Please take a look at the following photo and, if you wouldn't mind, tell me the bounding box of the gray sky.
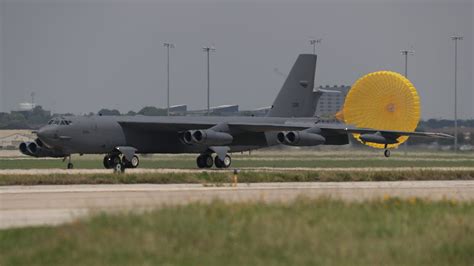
[1,0,472,119]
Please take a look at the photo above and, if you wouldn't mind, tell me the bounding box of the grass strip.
[0,198,473,266]
[1,169,474,186]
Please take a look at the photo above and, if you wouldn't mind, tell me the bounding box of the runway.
[1,166,474,175]
[1,180,474,229]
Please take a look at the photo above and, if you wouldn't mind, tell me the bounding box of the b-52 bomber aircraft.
[19,54,451,171]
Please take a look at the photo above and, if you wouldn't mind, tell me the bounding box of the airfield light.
[451,35,463,152]
[309,38,322,55]
[203,46,216,115]
[164,43,175,116]
[400,49,415,155]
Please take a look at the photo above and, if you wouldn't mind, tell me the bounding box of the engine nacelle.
[277,131,326,146]
[359,133,398,144]
[183,129,233,146]
[19,141,65,158]
[19,142,34,156]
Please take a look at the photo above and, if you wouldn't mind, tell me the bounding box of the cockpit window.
[48,118,71,126]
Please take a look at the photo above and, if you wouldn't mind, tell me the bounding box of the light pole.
[163,42,174,116]
[203,46,216,115]
[309,38,322,55]
[451,35,463,152]
[401,49,414,155]
[401,49,414,78]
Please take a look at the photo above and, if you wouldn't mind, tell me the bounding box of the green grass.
[1,198,473,266]
[1,169,474,186]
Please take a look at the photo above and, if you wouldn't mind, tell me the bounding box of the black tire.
[103,155,112,169]
[215,155,231,169]
[67,163,74,169]
[384,149,391,158]
[204,155,213,168]
[196,155,206,168]
[214,157,223,168]
[111,155,121,166]
[124,155,140,168]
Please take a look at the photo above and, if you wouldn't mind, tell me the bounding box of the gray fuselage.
[37,115,321,156]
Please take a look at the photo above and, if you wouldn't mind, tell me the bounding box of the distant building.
[18,102,35,111]
[315,85,350,117]
[187,105,239,116]
[169,105,187,115]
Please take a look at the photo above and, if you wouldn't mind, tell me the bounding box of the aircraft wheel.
[203,154,213,168]
[214,157,223,168]
[223,155,232,168]
[384,149,391,158]
[215,155,232,169]
[67,163,74,169]
[124,155,139,168]
[111,155,121,166]
[196,155,206,168]
[103,155,112,169]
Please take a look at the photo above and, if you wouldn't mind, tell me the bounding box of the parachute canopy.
[340,71,421,149]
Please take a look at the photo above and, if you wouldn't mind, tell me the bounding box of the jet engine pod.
[340,71,421,149]
[286,131,326,146]
[359,132,398,145]
[183,129,233,146]
[18,141,65,157]
[27,142,39,154]
[277,131,326,146]
[277,132,288,144]
[19,142,33,156]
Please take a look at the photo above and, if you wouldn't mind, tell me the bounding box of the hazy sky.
[0,0,472,119]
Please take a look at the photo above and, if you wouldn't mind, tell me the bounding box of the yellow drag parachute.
[338,71,421,149]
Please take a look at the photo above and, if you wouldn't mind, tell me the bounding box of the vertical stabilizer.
[267,54,317,117]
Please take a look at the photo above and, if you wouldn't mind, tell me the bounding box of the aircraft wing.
[118,120,452,138]
[118,121,311,133]
[318,124,453,138]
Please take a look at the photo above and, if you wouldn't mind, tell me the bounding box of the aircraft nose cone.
[37,127,54,140]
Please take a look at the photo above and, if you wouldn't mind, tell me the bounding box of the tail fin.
[267,54,317,117]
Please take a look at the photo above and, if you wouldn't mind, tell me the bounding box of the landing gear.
[215,155,232,169]
[103,154,139,172]
[384,144,391,158]
[103,155,113,169]
[197,154,214,168]
[197,154,231,169]
[64,156,73,169]
[123,155,140,168]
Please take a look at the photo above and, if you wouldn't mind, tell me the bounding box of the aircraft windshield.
[47,118,72,126]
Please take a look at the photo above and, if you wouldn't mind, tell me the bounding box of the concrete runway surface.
[1,180,474,229]
[2,167,474,175]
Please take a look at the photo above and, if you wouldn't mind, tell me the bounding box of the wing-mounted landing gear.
[196,146,232,169]
[103,146,139,172]
[384,144,391,158]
